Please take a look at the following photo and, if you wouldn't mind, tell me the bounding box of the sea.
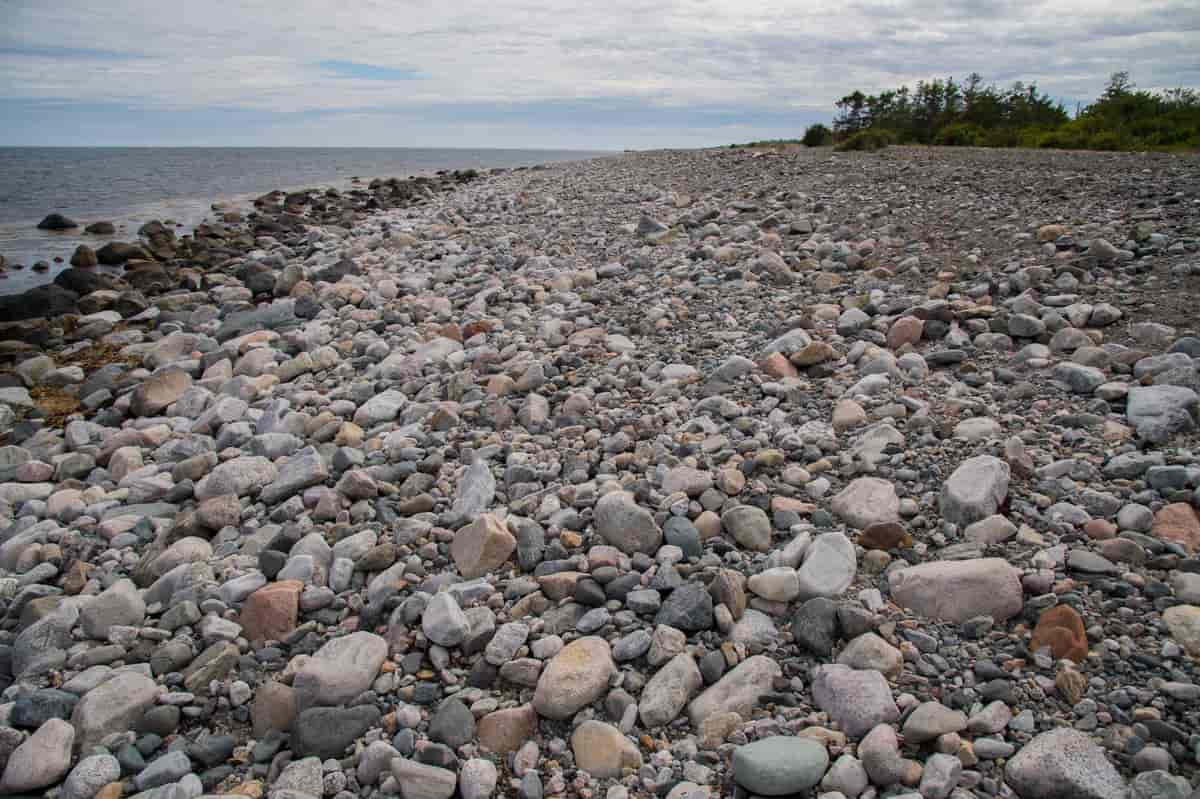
[0,147,610,295]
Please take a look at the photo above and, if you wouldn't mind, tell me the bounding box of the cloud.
[0,0,1196,147]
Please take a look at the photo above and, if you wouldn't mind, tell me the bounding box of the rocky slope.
[0,145,1199,799]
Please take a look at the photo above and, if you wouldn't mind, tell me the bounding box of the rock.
[130,368,193,416]
[830,477,900,529]
[836,632,902,677]
[571,720,642,778]
[860,723,921,787]
[1030,605,1088,662]
[1151,503,1200,554]
[1004,728,1127,799]
[722,505,773,551]
[60,754,121,799]
[747,567,800,602]
[80,577,145,639]
[478,705,537,754]
[1130,771,1192,799]
[1126,385,1200,442]
[639,652,703,727]
[292,631,388,710]
[889,558,1023,623]
[654,582,714,632]
[902,701,968,743]
[811,664,899,738]
[532,637,615,720]
[460,758,499,799]
[792,597,839,657]
[0,718,73,792]
[259,446,329,505]
[1162,605,1200,657]
[292,705,381,759]
[795,532,856,600]
[38,213,78,230]
[858,521,909,550]
[428,698,476,748]
[732,735,830,796]
[71,671,158,750]
[422,592,471,648]
[688,655,781,726]
[940,455,1010,526]
[451,512,516,578]
[252,681,296,735]
[663,466,713,496]
[390,757,457,799]
[239,580,302,643]
[594,491,662,554]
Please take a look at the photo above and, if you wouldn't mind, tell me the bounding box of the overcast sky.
[1,0,1197,149]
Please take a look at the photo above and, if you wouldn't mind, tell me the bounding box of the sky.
[1,0,1198,149]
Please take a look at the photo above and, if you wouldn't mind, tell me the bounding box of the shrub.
[835,129,897,152]
[802,124,834,147]
[935,123,985,146]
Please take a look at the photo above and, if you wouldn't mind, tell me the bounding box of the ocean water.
[0,147,609,295]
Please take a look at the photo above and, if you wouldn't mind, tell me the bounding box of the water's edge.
[0,147,613,295]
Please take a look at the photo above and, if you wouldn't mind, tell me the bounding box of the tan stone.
[478,704,538,753]
[252,680,297,735]
[130,368,193,416]
[451,512,516,579]
[571,720,643,778]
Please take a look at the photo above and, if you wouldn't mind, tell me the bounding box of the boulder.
[889,557,1023,623]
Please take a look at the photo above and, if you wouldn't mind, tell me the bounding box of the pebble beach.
[0,144,1199,799]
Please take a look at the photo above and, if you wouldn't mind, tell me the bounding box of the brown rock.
[709,569,747,621]
[61,560,92,595]
[887,316,924,349]
[790,341,835,367]
[252,681,297,735]
[1152,503,1200,553]
[1055,667,1087,705]
[71,245,98,267]
[96,785,124,799]
[240,581,302,644]
[760,352,798,379]
[451,513,516,579]
[130,368,193,416]
[1083,518,1117,540]
[478,704,538,753]
[197,494,242,530]
[858,522,909,551]
[1030,605,1088,662]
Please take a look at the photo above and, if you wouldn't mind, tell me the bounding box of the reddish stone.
[1083,518,1117,540]
[760,352,799,380]
[478,704,538,754]
[887,316,924,349]
[240,580,303,644]
[1030,605,1088,663]
[1152,503,1200,554]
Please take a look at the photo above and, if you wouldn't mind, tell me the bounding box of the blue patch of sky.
[318,60,424,81]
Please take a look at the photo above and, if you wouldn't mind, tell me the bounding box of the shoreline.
[0,145,1198,798]
[0,147,616,296]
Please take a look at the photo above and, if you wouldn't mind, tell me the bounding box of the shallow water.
[0,146,609,295]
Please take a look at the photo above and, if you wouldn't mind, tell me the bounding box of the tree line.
[802,72,1200,152]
